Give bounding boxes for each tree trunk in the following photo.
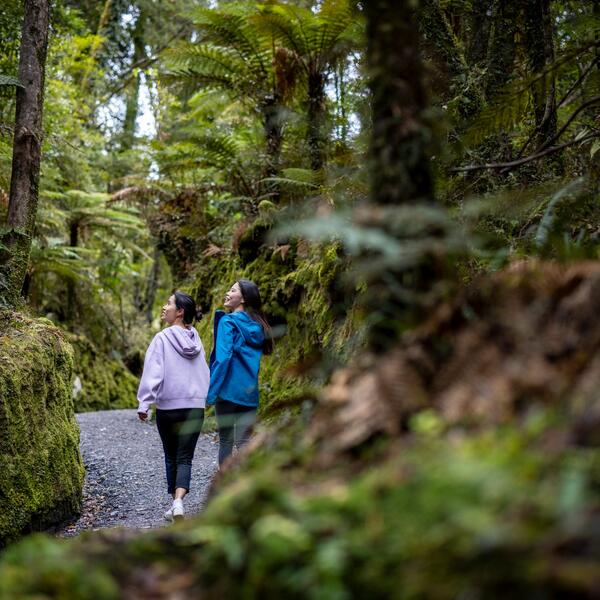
[120,7,146,152]
[262,95,284,176]
[66,220,78,320]
[260,94,284,203]
[484,0,518,101]
[81,0,113,92]
[144,244,160,324]
[363,0,436,350]
[365,0,433,205]
[421,0,468,80]
[0,0,50,308]
[466,0,494,67]
[524,0,557,149]
[593,0,599,77]
[307,69,327,171]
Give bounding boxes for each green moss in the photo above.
[0,312,84,548]
[0,228,32,310]
[67,334,138,412]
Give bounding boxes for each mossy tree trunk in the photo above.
[365,0,433,206]
[484,0,517,101]
[466,0,493,68]
[261,93,284,203]
[363,0,436,350]
[262,94,284,177]
[0,0,50,309]
[524,0,557,149]
[307,69,327,171]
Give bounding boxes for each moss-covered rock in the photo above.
[67,334,138,412]
[0,312,84,548]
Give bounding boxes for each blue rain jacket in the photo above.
[207,310,264,407]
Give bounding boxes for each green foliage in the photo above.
[0,312,83,548]
[0,534,118,600]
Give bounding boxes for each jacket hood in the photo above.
[162,325,203,359]
[218,310,264,349]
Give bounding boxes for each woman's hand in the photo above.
[138,411,148,421]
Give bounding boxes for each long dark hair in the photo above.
[237,278,273,355]
[174,290,202,325]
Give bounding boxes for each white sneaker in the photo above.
[172,499,184,521]
[164,507,174,522]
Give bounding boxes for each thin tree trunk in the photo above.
[260,94,284,204]
[262,95,284,177]
[307,70,327,171]
[338,62,348,143]
[81,0,113,92]
[66,221,78,321]
[0,0,50,308]
[365,0,433,205]
[484,0,518,101]
[144,244,160,324]
[120,7,146,152]
[466,0,494,67]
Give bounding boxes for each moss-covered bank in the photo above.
[67,334,138,412]
[0,312,84,548]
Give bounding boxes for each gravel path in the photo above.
[53,409,219,537]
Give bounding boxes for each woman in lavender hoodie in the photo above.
[137,291,209,521]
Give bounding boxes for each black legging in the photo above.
[215,400,257,466]
[156,407,204,494]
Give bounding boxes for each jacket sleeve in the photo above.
[137,335,165,413]
[206,316,236,405]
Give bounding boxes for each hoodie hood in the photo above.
[162,325,203,359]
[218,310,264,349]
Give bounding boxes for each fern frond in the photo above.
[0,75,22,87]
[187,132,241,170]
[262,167,321,190]
[187,6,272,77]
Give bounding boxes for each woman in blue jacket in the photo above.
[207,279,272,465]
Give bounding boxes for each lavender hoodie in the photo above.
[137,325,210,414]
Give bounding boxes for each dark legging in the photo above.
[156,407,204,494]
[215,400,257,466]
